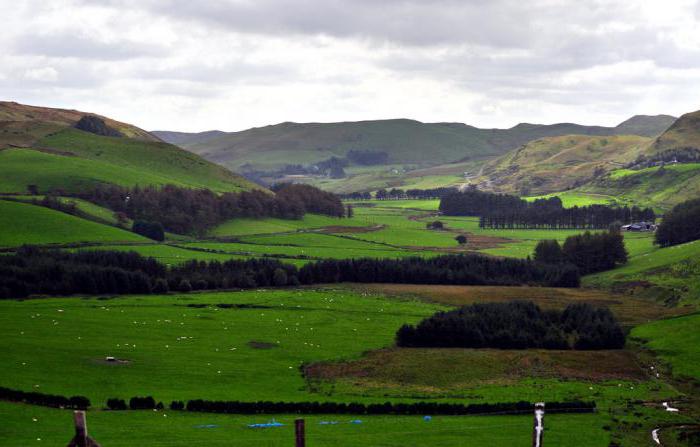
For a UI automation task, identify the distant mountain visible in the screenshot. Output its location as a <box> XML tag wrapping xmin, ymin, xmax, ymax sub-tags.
<box><xmin>615</xmin><ymin>115</ymin><xmax>676</xmax><ymax>137</ymax></box>
<box><xmin>150</xmin><ymin>129</ymin><xmax>226</xmax><ymax>147</ymax></box>
<box><xmin>0</xmin><ymin>101</ymin><xmax>261</xmax><ymax>194</ymax></box>
<box><xmin>153</xmin><ymin>115</ymin><xmax>675</xmax><ymax>171</ymax></box>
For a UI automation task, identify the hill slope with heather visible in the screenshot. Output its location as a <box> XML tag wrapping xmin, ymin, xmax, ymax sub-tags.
<box><xmin>0</xmin><ymin>102</ymin><xmax>261</xmax><ymax>194</ymax></box>
<box><xmin>576</xmin><ymin>110</ymin><xmax>700</xmax><ymax>210</ymax></box>
<box><xmin>478</xmin><ymin>134</ymin><xmax>653</xmax><ymax>195</ymax></box>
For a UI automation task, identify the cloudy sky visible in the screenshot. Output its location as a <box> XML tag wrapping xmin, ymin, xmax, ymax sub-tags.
<box><xmin>2</xmin><ymin>0</ymin><xmax>700</xmax><ymax>132</ymax></box>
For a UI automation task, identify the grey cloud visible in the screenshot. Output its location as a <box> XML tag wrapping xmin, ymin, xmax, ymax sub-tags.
<box><xmin>13</xmin><ymin>31</ymin><xmax>165</xmax><ymax>60</ymax></box>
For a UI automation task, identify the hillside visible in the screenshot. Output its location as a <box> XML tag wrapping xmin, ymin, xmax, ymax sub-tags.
<box><xmin>0</xmin><ymin>102</ymin><xmax>261</xmax><ymax>194</ymax></box>
<box><xmin>154</xmin><ymin>115</ymin><xmax>674</xmax><ymax>171</ymax></box>
<box><xmin>0</xmin><ymin>101</ymin><xmax>159</xmax><ymax>142</ymax></box>
<box><xmin>478</xmin><ymin>135</ymin><xmax>652</xmax><ymax>195</ymax></box>
<box><xmin>647</xmin><ymin>109</ymin><xmax>700</xmax><ymax>154</ymax></box>
<box><xmin>574</xmin><ymin>110</ymin><xmax>700</xmax><ymax>210</ymax></box>
<box><xmin>0</xmin><ymin>200</ymin><xmax>147</xmax><ymax>247</ymax></box>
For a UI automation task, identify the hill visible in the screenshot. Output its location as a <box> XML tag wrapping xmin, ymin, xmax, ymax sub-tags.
<box><xmin>0</xmin><ymin>102</ymin><xmax>261</xmax><ymax>194</ymax></box>
<box><xmin>0</xmin><ymin>101</ymin><xmax>158</xmax><ymax>142</ymax></box>
<box><xmin>573</xmin><ymin>110</ymin><xmax>700</xmax><ymax>210</ymax></box>
<box><xmin>478</xmin><ymin>135</ymin><xmax>652</xmax><ymax>195</ymax></box>
<box><xmin>153</xmin><ymin>115</ymin><xmax>674</xmax><ymax>171</ymax></box>
<box><xmin>647</xmin><ymin>109</ymin><xmax>700</xmax><ymax>154</ymax></box>
<box><xmin>0</xmin><ymin>200</ymin><xmax>147</xmax><ymax>247</ymax></box>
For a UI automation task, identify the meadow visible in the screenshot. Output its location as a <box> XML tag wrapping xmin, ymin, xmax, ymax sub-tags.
<box><xmin>0</xmin><ymin>200</ymin><xmax>146</xmax><ymax>248</ymax></box>
<box><xmin>0</xmin><ymin>401</ymin><xmax>610</xmax><ymax>447</ymax></box>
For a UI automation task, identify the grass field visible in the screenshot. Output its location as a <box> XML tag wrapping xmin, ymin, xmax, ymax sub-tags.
<box><xmin>0</xmin><ymin>288</ymin><xmax>441</xmax><ymax>404</ymax></box>
<box><xmin>0</xmin><ymin>287</ymin><xmax>682</xmax><ymax>409</ymax></box>
<box><xmin>0</xmin><ymin>401</ymin><xmax>611</xmax><ymax>447</ymax></box>
<box><xmin>0</xmin><ymin>200</ymin><xmax>146</xmax><ymax>248</ymax></box>
<box><xmin>632</xmin><ymin>313</ymin><xmax>700</xmax><ymax>381</ymax></box>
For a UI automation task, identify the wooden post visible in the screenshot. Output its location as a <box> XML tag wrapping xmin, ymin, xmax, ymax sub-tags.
<box><xmin>67</xmin><ymin>411</ymin><xmax>100</xmax><ymax>447</ymax></box>
<box><xmin>532</xmin><ymin>402</ymin><xmax>545</xmax><ymax>447</ymax></box>
<box><xmin>74</xmin><ymin>411</ymin><xmax>88</xmax><ymax>447</ymax></box>
<box><xmin>295</xmin><ymin>418</ymin><xmax>305</xmax><ymax>447</ymax></box>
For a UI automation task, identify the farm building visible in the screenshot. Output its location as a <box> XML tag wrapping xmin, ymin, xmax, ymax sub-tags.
<box><xmin>621</xmin><ymin>221</ymin><xmax>656</xmax><ymax>232</ymax></box>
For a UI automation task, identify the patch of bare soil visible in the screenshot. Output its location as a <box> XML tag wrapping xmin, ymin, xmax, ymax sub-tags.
<box><xmin>98</xmin><ymin>357</ymin><xmax>130</xmax><ymax>365</ymax></box>
<box><xmin>248</xmin><ymin>340</ymin><xmax>278</xmax><ymax>349</ymax></box>
<box><xmin>320</xmin><ymin>224</ymin><xmax>385</xmax><ymax>234</ymax></box>
<box><xmin>306</xmin><ymin>347</ymin><xmax>647</xmax><ymax>388</ymax></box>
<box><xmin>347</xmin><ymin>284</ymin><xmax>688</xmax><ymax>325</ymax></box>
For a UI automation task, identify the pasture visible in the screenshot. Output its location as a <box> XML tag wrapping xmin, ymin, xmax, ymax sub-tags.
<box><xmin>0</xmin><ymin>401</ymin><xmax>610</xmax><ymax>447</ymax></box>
<box><xmin>0</xmin><ymin>200</ymin><xmax>146</xmax><ymax>248</ymax></box>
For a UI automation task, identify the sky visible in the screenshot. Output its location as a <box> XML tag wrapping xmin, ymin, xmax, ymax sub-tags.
<box><xmin>2</xmin><ymin>0</ymin><xmax>700</xmax><ymax>132</ymax></box>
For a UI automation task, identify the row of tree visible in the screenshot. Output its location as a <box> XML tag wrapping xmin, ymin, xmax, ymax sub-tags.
<box><xmin>79</xmin><ymin>183</ymin><xmax>346</xmax><ymax>235</ymax></box>
<box><xmin>396</xmin><ymin>301</ymin><xmax>625</xmax><ymax>350</ymax></box>
<box><xmin>534</xmin><ymin>230</ymin><xmax>628</xmax><ymax>275</ymax></box>
<box><xmin>654</xmin><ymin>198</ymin><xmax>700</xmax><ymax>247</ymax></box>
<box><xmin>0</xmin><ymin>386</ymin><xmax>90</xmax><ymax>410</ymax></box>
<box><xmin>440</xmin><ymin>189</ymin><xmax>655</xmax><ymax>229</ymax></box>
<box><xmin>184</xmin><ymin>399</ymin><xmax>595</xmax><ymax>415</ymax></box>
<box><xmin>0</xmin><ymin>248</ymin><xmax>580</xmax><ymax>299</ymax></box>
<box><xmin>375</xmin><ymin>187</ymin><xmax>456</xmax><ymax>200</ymax></box>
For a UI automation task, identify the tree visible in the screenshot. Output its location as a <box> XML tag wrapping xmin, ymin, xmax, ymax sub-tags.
<box><xmin>27</xmin><ymin>184</ymin><xmax>39</xmax><ymax>196</ymax></box>
<box><xmin>346</xmin><ymin>204</ymin><xmax>354</xmax><ymax>218</ymax></box>
<box><xmin>178</xmin><ymin>280</ymin><xmax>192</xmax><ymax>292</ymax></box>
<box><xmin>132</xmin><ymin>220</ymin><xmax>165</xmax><ymax>241</ymax></box>
<box><xmin>427</xmin><ymin>221</ymin><xmax>444</xmax><ymax>230</ymax></box>
<box><xmin>455</xmin><ymin>234</ymin><xmax>467</xmax><ymax>245</ymax></box>
<box><xmin>655</xmin><ymin>198</ymin><xmax>700</xmax><ymax>247</ymax></box>
<box><xmin>533</xmin><ymin>240</ymin><xmax>563</xmax><ymax>264</ymax></box>
<box><xmin>151</xmin><ymin>279</ymin><xmax>169</xmax><ymax>294</ymax></box>
<box><xmin>272</xmin><ymin>268</ymin><xmax>288</xmax><ymax>286</ymax></box>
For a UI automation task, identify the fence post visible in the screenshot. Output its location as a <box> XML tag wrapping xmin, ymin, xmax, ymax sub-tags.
<box><xmin>295</xmin><ymin>418</ymin><xmax>305</xmax><ymax>447</ymax></box>
<box><xmin>532</xmin><ymin>402</ymin><xmax>545</xmax><ymax>447</ymax></box>
<box><xmin>67</xmin><ymin>411</ymin><xmax>100</xmax><ymax>447</ymax></box>
<box><xmin>74</xmin><ymin>411</ymin><xmax>88</xmax><ymax>447</ymax></box>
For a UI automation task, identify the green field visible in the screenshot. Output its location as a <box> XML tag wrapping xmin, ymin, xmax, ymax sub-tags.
<box><xmin>0</xmin><ymin>402</ymin><xmax>610</xmax><ymax>447</ymax></box>
<box><xmin>632</xmin><ymin>313</ymin><xmax>700</xmax><ymax>381</ymax></box>
<box><xmin>0</xmin><ymin>200</ymin><xmax>146</xmax><ymax>248</ymax></box>
<box><xmin>0</xmin><ymin>288</ymin><xmax>441</xmax><ymax>404</ymax></box>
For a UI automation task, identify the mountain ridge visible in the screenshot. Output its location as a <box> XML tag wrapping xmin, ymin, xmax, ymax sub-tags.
<box><xmin>153</xmin><ymin>115</ymin><xmax>675</xmax><ymax>170</ymax></box>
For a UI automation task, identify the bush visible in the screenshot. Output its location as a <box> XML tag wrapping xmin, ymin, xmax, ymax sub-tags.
<box><xmin>132</xmin><ymin>220</ymin><xmax>165</xmax><ymax>242</ymax></box>
<box><xmin>0</xmin><ymin>386</ymin><xmax>90</xmax><ymax>409</ymax></box>
<box><xmin>106</xmin><ymin>398</ymin><xmax>128</xmax><ymax>410</ymax></box>
<box><xmin>170</xmin><ymin>400</ymin><xmax>185</xmax><ymax>410</ymax></box>
<box><xmin>129</xmin><ymin>396</ymin><xmax>156</xmax><ymax>410</ymax></box>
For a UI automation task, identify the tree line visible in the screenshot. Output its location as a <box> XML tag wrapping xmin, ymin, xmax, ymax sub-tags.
<box><xmin>0</xmin><ymin>248</ymin><xmax>580</xmax><ymax>299</ymax></box>
<box><xmin>78</xmin><ymin>183</ymin><xmax>346</xmax><ymax>236</ymax></box>
<box><xmin>440</xmin><ymin>188</ymin><xmax>655</xmax><ymax>229</ymax></box>
<box><xmin>0</xmin><ymin>386</ymin><xmax>90</xmax><ymax>410</ymax></box>
<box><xmin>375</xmin><ymin>187</ymin><xmax>456</xmax><ymax>200</ymax></box>
<box><xmin>183</xmin><ymin>399</ymin><xmax>595</xmax><ymax>416</ymax></box>
<box><xmin>654</xmin><ymin>198</ymin><xmax>700</xmax><ymax>247</ymax></box>
<box><xmin>534</xmin><ymin>230</ymin><xmax>628</xmax><ymax>275</ymax></box>
<box><xmin>396</xmin><ymin>301</ymin><xmax>625</xmax><ymax>350</ymax></box>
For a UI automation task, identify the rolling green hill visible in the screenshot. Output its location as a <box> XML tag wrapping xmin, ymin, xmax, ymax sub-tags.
<box><xmin>0</xmin><ymin>200</ymin><xmax>147</xmax><ymax>247</ymax></box>
<box><xmin>0</xmin><ymin>102</ymin><xmax>261</xmax><ymax>194</ymax></box>
<box><xmin>478</xmin><ymin>134</ymin><xmax>652</xmax><ymax>195</ymax></box>
<box><xmin>154</xmin><ymin>115</ymin><xmax>674</xmax><ymax>171</ymax></box>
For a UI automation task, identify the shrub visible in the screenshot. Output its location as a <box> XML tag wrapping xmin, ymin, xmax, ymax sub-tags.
<box><xmin>106</xmin><ymin>398</ymin><xmax>128</xmax><ymax>410</ymax></box>
<box><xmin>129</xmin><ymin>396</ymin><xmax>156</xmax><ymax>410</ymax></box>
